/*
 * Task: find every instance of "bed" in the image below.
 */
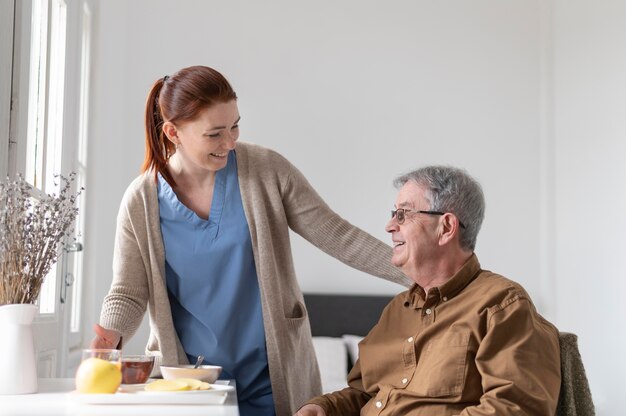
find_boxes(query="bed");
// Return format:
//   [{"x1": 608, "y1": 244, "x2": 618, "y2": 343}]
[{"x1": 303, "y1": 293, "x2": 393, "y2": 393}]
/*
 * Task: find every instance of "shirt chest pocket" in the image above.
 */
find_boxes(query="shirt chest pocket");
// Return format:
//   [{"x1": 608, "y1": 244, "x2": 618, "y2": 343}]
[{"x1": 411, "y1": 330, "x2": 470, "y2": 397}]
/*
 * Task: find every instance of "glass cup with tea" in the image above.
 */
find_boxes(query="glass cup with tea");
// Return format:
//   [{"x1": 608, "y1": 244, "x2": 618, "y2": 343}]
[{"x1": 120, "y1": 355, "x2": 155, "y2": 384}]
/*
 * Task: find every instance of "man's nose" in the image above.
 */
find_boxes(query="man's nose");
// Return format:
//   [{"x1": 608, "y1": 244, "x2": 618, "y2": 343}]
[{"x1": 385, "y1": 217, "x2": 398, "y2": 233}]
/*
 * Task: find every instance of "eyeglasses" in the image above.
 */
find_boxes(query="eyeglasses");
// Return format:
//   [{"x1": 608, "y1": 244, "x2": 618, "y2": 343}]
[{"x1": 391, "y1": 208, "x2": 466, "y2": 229}]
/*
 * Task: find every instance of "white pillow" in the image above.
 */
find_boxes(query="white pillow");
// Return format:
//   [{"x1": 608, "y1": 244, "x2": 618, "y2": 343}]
[
  {"x1": 342, "y1": 334, "x2": 364, "y2": 366},
  {"x1": 311, "y1": 336, "x2": 349, "y2": 393}
]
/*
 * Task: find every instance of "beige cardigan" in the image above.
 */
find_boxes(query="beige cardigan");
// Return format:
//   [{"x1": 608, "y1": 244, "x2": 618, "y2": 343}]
[{"x1": 100, "y1": 142, "x2": 410, "y2": 415}]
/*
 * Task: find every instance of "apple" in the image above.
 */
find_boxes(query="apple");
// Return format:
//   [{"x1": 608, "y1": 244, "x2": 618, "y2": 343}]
[{"x1": 75, "y1": 357, "x2": 122, "y2": 394}]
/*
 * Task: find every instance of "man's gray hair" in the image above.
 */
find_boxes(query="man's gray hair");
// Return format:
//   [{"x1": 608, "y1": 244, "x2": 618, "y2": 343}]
[{"x1": 393, "y1": 166, "x2": 485, "y2": 251}]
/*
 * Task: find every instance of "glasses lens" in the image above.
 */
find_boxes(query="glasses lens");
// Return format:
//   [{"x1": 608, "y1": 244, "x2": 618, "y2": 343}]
[
  {"x1": 391, "y1": 209, "x2": 406, "y2": 224},
  {"x1": 396, "y1": 209, "x2": 405, "y2": 224}
]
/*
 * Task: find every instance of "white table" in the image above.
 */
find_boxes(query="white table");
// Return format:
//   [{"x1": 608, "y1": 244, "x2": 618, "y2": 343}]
[{"x1": 2, "y1": 378, "x2": 240, "y2": 416}]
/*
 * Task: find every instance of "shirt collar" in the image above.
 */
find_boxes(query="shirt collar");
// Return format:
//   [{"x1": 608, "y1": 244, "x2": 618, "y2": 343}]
[{"x1": 403, "y1": 254, "x2": 481, "y2": 308}]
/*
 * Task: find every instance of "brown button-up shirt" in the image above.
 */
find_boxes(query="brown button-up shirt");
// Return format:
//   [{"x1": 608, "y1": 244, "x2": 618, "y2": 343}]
[{"x1": 306, "y1": 255, "x2": 561, "y2": 415}]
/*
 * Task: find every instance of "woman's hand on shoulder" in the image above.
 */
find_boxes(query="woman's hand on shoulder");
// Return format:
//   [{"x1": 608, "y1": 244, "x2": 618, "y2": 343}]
[
  {"x1": 294, "y1": 404, "x2": 326, "y2": 416},
  {"x1": 90, "y1": 323, "x2": 121, "y2": 349}
]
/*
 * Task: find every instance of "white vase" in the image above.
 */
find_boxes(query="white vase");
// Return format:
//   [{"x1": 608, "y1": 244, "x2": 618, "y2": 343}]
[{"x1": 0, "y1": 303, "x2": 38, "y2": 394}]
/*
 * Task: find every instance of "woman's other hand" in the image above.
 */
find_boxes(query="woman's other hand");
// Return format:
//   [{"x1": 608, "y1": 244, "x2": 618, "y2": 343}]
[
  {"x1": 294, "y1": 404, "x2": 326, "y2": 416},
  {"x1": 90, "y1": 323, "x2": 121, "y2": 348}
]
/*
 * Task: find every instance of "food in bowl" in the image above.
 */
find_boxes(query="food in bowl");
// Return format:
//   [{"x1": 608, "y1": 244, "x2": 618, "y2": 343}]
[
  {"x1": 160, "y1": 365, "x2": 222, "y2": 383},
  {"x1": 121, "y1": 355, "x2": 155, "y2": 384}
]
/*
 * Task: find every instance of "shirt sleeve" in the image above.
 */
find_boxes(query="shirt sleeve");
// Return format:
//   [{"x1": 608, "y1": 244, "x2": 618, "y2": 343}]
[
  {"x1": 280, "y1": 157, "x2": 411, "y2": 287},
  {"x1": 460, "y1": 294, "x2": 561, "y2": 415},
  {"x1": 303, "y1": 359, "x2": 372, "y2": 415}
]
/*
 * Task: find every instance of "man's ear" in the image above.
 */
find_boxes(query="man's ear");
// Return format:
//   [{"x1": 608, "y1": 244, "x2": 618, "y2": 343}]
[
  {"x1": 162, "y1": 121, "x2": 179, "y2": 146},
  {"x1": 438, "y1": 213, "x2": 460, "y2": 246}
]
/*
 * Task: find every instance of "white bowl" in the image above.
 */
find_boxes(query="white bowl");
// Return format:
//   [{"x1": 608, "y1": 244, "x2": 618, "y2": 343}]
[{"x1": 160, "y1": 365, "x2": 223, "y2": 383}]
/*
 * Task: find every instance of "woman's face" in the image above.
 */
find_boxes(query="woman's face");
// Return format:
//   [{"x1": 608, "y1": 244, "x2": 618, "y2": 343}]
[{"x1": 164, "y1": 100, "x2": 240, "y2": 173}]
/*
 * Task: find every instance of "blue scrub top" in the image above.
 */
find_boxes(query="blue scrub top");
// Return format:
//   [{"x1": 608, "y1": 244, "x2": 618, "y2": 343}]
[{"x1": 157, "y1": 151, "x2": 274, "y2": 415}]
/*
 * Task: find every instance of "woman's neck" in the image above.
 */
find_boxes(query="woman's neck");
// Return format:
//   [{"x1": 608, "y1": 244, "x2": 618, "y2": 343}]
[{"x1": 167, "y1": 154, "x2": 217, "y2": 189}]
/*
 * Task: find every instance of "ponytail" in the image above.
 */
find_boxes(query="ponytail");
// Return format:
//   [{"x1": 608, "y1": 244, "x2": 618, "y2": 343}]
[{"x1": 142, "y1": 77, "x2": 176, "y2": 185}]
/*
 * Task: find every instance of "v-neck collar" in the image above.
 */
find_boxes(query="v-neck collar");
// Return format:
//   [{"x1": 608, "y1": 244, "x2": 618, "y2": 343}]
[{"x1": 157, "y1": 152, "x2": 234, "y2": 229}]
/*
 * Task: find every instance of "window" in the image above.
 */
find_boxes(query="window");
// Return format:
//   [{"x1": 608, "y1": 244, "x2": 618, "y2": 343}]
[
  {"x1": 25, "y1": 0, "x2": 69, "y2": 314},
  {"x1": 4, "y1": 0, "x2": 92, "y2": 376},
  {"x1": 69, "y1": 1, "x2": 91, "y2": 334}
]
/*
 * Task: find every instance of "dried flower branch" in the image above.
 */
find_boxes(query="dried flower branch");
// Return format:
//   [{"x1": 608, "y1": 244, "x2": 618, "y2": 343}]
[{"x1": 0, "y1": 173, "x2": 82, "y2": 305}]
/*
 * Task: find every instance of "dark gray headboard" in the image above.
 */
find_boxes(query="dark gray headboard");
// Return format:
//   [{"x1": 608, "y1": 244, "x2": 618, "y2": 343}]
[{"x1": 304, "y1": 293, "x2": 393, "y2": 337}]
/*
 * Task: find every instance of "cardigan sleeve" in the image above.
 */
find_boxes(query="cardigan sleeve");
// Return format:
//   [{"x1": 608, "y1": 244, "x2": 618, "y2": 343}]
[
  {"x1": 99, "y1": 188, "x2": 150, "y2": 341},
  {"x1": 281, "y1": 158, "x2": 411, "y2": 288}
]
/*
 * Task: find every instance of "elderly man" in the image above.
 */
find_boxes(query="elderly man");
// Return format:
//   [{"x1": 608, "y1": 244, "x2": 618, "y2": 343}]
[{"x1": 296, "y1": 166, "x2": 561, "y2": 415}]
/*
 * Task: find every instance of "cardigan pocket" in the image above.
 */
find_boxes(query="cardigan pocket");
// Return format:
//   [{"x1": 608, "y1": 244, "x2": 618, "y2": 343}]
[{"x1": 285, "y1": 300, "x2": 308, "y2": 331}]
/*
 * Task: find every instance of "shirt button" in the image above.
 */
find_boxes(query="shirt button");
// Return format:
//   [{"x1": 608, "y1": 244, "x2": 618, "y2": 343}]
[
  {"x1": 425, "y1": 308, "x2": 432, "y2": 315},
  {"x1": 376, "y1": 401, "x2": 383, "y2": 408},
  {"x1": 402, "y1": 378, "x2": 408, "y2": 384},
  {"x1": 442, "y1": 296, "x2": 448, "y2": 301},
  {"x1": 407, "y1": 337, "x2": 414, "y2": 343}
]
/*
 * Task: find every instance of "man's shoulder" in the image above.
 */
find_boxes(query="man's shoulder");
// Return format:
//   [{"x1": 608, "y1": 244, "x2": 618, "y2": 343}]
[
  {"x1": 473, "y1": 270, "x2": 559, "y2": 336},
  {"x1": 471, "y1": 270, "x2": 533, "y2": 307},
  {"x1": 475, "y1": 270, "x2": 526, "y2": 290}
]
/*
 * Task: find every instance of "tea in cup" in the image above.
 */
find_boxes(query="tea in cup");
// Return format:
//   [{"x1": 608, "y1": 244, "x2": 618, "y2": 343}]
[{"x1": 120, "y1": 355, "x2": 155, "y2": 384}]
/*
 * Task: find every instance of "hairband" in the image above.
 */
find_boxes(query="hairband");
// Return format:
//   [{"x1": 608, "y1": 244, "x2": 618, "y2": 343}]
[{"x1": 163, "y1": 75, "x2": 169, "y2": 82}]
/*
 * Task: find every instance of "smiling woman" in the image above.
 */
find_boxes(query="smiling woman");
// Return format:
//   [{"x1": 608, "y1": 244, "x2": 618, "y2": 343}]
[{"x1": 90, "y1": 65, "x2": 410, "y2": 416}]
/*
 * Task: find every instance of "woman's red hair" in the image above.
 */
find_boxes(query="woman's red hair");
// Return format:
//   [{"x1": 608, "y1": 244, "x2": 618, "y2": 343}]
[{"x1": 142, "y1": 66, "x2": 237, "y2": 186}]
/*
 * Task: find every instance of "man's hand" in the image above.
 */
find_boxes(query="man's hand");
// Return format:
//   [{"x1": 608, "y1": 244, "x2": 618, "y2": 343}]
[
  {"x1": 90, "y1": 323, "x2": 121, "y2": 348},
  {"x1": 294, "y1": 404, "x2": 326, "y2": 416}
]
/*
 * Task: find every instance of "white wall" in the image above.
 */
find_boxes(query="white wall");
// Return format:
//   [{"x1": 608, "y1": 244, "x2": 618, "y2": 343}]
[
  {"x1": 553, "y1": 0, "x2": 626, "y2": 411},
  {"x1": 81, "y1": 1, "x2": 622, "y2": 413}
]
